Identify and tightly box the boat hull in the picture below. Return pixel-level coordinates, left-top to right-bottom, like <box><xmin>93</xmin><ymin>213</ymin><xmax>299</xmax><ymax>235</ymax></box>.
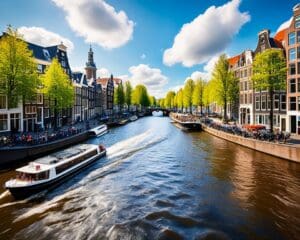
<box><xmin>7</xmin><ymin>150</ymin><xmax>106</xmax><ymax>199</ymax></box>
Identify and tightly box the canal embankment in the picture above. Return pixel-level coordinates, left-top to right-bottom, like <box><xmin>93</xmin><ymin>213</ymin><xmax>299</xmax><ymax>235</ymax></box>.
<box><xmin>202</xmin><ymin>124</ymin><xmax>300</xmax><ymax>163</ymax></box>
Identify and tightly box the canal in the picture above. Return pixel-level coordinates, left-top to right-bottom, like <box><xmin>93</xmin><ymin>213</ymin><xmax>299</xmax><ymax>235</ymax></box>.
<box><xmin>0</xmin><ymin>117</ymin><xmax>299</xmax><ymax>239</ymax></box>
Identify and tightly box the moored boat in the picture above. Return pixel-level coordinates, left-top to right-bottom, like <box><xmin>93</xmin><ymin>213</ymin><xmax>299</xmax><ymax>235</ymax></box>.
<box><xmin>88</xmin><ymin>124</ymin><xmax>108</xmax><ymax>137</ymax></box>
<box><xmin>5</xmin><ymin>144</ymin><xmax>106</xmax><ymax>199</ymax></box>
<box><xmin>129</xmin><ymin>115</ymin><xmax>138</xmax><ymax>122</ymax></box>
<box><xmin>118</xmin><ymin>119</ymin><xmax>129</xmax><ymax>125</ymax></box>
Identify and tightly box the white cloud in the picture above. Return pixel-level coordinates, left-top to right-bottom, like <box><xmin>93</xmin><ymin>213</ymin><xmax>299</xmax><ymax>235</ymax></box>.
<box><xmin>18</xmin><ymin>26</ymin><xmax>74</xmax><ymax>51</ymax></box>
<box><xmin>52</xmin><ymin>0</ymin><xmax>134</xmax><ymax>49</ymax></box>
<box><xmin>128</xmin><ymin>64</ymin><xmax>168</xmax><ymax>97</ymax></box>
<box><xmin>97</xmin><ymin>67</ymin><xmax>110</xmax><ymax>77</ymax></box>
<box><xmin>185</xmin><ymin>55</ymin><xmax>219</xmax><ymax>82</ymax></box>
<box><xmin>140</xmin><ymin>53</ymin><xmax>146</xmax><ymax>59</ymax></box>
<box><xmin>163</xmin><ymin>0</ymin><xmax>250</xmax><ymax>67</ymax></box>
<box><xmin>72</xmin><ymin>66</ymin><xmax>84</xmax><ymax>72</ymax></box>
<box><xmin>276</xmin><ymin>17</ymin><xmax>292</xmax><ymax>33</ymax></box>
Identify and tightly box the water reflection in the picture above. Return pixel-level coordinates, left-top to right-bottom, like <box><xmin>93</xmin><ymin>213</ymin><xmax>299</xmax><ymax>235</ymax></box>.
<box><xmin>0</xmin><ymin>117</ymin><xmax>299</xmax><ymax>240</ymax></box>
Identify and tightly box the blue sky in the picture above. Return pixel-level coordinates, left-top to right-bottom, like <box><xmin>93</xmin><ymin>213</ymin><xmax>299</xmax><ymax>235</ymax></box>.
<box><xmin>0</xmin><ymin>0</ymin><xmax>298</xmax><ymax>97</ymax></box>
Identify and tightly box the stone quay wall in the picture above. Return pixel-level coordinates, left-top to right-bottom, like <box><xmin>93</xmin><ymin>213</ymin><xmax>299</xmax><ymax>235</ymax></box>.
<box><xmin>202</xmin><ymin>125</ymin><xmax>300</xmax><ymax>163</ymax></box>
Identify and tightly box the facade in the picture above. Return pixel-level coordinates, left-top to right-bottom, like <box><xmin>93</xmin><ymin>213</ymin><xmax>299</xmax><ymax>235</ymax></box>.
<box><xmin>72</xmin><ymin>47</ymin><xmax>103</xmax><ymax>122</ymax></box>
<box><xmin>229</xmin><ymin>50</ymin><xmax>254</xmax><ymax>125</ymax></box>
<box><xmin>0</xmin><ymin>33</ymin><xmax>104</xmax><ymax>133</ymax></box>
<box><xmin>97</xmin><ymin>75</ymin><xmax>114</xmax><ymax>116</ymax></box>
<box><xmin>253</xmin><ymin>29</ymin><xmax>287</xmax><ymax>131</ymax></box>
<box><xmin>285</xmin><ymin>4</ymin><xmax>300</xmax><ymax>134</ymax></box>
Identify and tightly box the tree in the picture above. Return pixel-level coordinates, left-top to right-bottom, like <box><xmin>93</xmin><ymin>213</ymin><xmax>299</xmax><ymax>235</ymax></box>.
<box><xmin>183</xmin><ymin>79</ymin><xmax>194</xmax><ymax>113</ymax></box>
<box><xmin>252</xmin><ymin>49</ymin><xmax>286</xmax><ymax>132</ymax></box>
<box><xmin>176</xmin><ymin>88</ymin><xmax>184</xmax><ymax>112</ymax></box>
<box><xmin>114</xmin><ymin>82</ymin><xmax>125</xmax><ymax>112</ymax></box>
<box><xmin>42</xmin><ymin>58</ymin><xmax>74</xmax><ymax>128</ymax></box>
<box><xmin>125</xmin><ymin>81</ymin><xmax>132</xmax><ymax>110</ymax></box>
<box><xmin>0</xmin><ymin>26</ymin><xmax>39</xmax><ymax>108</ymax></box>
<box><xmin>203</xmin><ymin>80</ymin><xmax>214</xmax><ymax>114</ymax></box>
<box><xmin>165</xmin><ymin>91</ymin><xmax>175</xmax><ymax>109</ymax></box>
<box><xmin>149</xmin><ymin>96</ymin><xmax>156</xmax><ymax>107</ymax></box>
<box><xmin>211</xmin><ymin>54</ymin><xmax>236</xmax><ymax>122</ymax></box>
<box><xmin>192</xmin><ymin>79</ymin><xmax>206</xmax><ymax>114</ymax></box>
<box><xmin>132</xmin><ymin>84</ymin><xmax>150</xmax><ymax>108</ymax></box>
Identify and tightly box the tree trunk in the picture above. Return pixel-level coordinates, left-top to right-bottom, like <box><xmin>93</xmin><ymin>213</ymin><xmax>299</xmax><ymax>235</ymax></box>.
<box><xmin>224</xmin><ymin>99</ymin><xmax>227</xmax><ymax>122</ymax></box>
<box><xmin>269</xmin><ymin>89</ymin><xmax>274</xmax><ymax>133</ymax></box>
<box><xmin>200</xmin><ymin>104</ymin><xmax>203</xmax><ymax>115</ymax></box>
<box><xmin>54</xmin><ymin>98</ymin><xmax>57</xmax><ymax>130</ymax></box>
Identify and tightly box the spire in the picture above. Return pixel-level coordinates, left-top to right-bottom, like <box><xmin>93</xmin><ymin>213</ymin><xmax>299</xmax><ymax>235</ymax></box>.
<box><xmin>87</xmin><ymin>45</ymin><xmax>95</xmax><ymax>68</ymax></box>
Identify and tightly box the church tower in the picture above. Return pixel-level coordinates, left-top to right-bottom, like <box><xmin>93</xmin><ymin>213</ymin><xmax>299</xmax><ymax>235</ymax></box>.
<box><xmin>85</xmin><ymin>45</ymin><xmax>97</xmax><ymax>80</ymax></box>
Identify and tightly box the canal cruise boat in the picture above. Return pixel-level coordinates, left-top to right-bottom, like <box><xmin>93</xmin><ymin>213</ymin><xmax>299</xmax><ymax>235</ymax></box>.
<box><xmin>88</xmin><ymin>124</ymin><xmax>108</xmax><ymax>137</ymax></box>
<box><xmin>5</xmin><ymin>144</ymin><xmax>106</xmax><ymax>199</ymax></box>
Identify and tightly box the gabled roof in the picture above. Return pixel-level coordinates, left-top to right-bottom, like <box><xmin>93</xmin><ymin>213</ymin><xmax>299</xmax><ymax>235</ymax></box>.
<box><xmin>72</xmin><ymin>72</ymin><xmax>88</xmax><ymax>86</ymax></box>
<box><xmin>274</xmin><ymin>28</ymin><xmax>287</xmax><ymax>43</ymax></box>
<box><xmin>228</xmin><ymin>54</ymin><xmax>240</xmax><ymax>66</ymax></box>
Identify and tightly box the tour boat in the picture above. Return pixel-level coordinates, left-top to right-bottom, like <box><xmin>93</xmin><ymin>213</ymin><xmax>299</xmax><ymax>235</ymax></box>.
<box><xmin>129</xmin><ymin>115</ymin><xmax>138</xmax><ymax>122</ymax></box>
<box><xmin>5</xmin><ymin>144</ymin><xmax>106</xmax><ymax>199</ymax></box>
<box><xmin>88</xmin><ymin>124</ymin><xmax>108</xmax><ymax>137</ymax></box>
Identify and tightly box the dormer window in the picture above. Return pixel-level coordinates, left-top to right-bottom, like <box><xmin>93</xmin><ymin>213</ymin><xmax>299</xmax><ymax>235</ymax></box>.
<box><xmin>295</xmin><ymin>15</ymin><xmax>300</xmax><ymax>28</ymax></box>
<box><xmin>43</xmin><ymin>49</ymin><xmax>51</xmax><ymax>61</ymax></box>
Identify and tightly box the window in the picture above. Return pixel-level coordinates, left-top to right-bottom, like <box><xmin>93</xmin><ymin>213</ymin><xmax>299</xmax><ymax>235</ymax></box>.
<box><xmin>290</xmin><ymin>97</ymin><xmax>297</xmax><ymax>110</ymax></box>
<box><xmin>0</xmin><ymin>114</ymin><xmax>8</xmax><ymax>131</ymax></box>
<box><xmin>261</xmin><ymin>95</ymin><xmax>266</xmax><ymax>110</ymax></box>
<box><xmin>289</xmin><ymin>48</ymin><xmax>296</xmax><ymax>61</ymax></box>
<box><xmin>289</xmin><ymin>32</ymin><xmax>296</xmax><ymax>45</ymax></box>
<box><xmin>289</xmin><ymin>63</ymin><xmax>296</xmax><ymax>75</ymax></box>
<box><xmin>244</xmin><ymin>69</ymin><xmax>247</xmax><ymax>77</ymax></box>
<box><xmin>61</xmin><ymin>60</ymin><xmax>66</xmax><ymax>67</ymax></box>
<box><xmin>244</xmin><ymin>81</ymin><xmax>248</xmax><ymax>91</ymax></box>
<box><xmin>255</xmin><ymin>96</ymin><xmax>260</xmax><ymax>110</ymax></box>
<box><xmin>43</xmin><ymin>49</ymin><xmax>51</xmax><ymax>61</ymax></box>
<box><xmin>249</xmin><ymin>93</ymin><xmax>252</xmax><ymax>104</ymax></box>
<box><xmin>298</xmin><ymin>97</ymin><xmax>300</xmax><ymax>112</ymax></box>
<box><xmin>37</xmin><ymin>94</ymin><xmax>43</xmax><ymax>104</ymax></box>
<box><xmin>290</xmin><ymin>79</ymin><xmax>296</xmax><ymax>93</ymax></box>
<box><xmin>10</xmin><ymin>113</ymin><xmax>20</xmax><ymax>131</ymax></box>
<box><xmin>274</xmin><ymin>94</ymin><xmax>279</xmax><ymax>110</ymax></box>
<box><xmin>37</xmin><ymin>64</ymin><xmax>43</xmax><ymax>73</ymax></box>
<box><xmin>267</xmin><ymin>95</ymin><xmax>271</xmax><ymax>110</ymax></box>
<box><xmin>298</xmin><ymin>31</ymin><xmax>300</xmax><ymax>42</ymax></box>
<box><xmin>295</xmin><ymin>15</ymin><xmax>300</xmax><ymax>28</ymax></box>
<box><xmin>281</xmin><ymin>95</ymin><xmax>286</xmax><ymax>110</ymax></box>
<box><xmin>0</xmin><ymin>95</ymin><xmax>6</xmax><ymax>109</ymax></box>
<box><xmin>298</xmin><ymin>78</ymin><xmax>300</xmax><ymax>92</ymax></box>
<box><xmin>25</xmin><ymin>106</ymin><xmax>36</xmax><ymax>114</ymax></box>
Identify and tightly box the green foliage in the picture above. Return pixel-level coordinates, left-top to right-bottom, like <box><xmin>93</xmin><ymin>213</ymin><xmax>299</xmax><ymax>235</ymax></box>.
<box><xmin>183</xmin><ymin>79</ymin><xmax>194</xmax><ymax>112</ymax></box>
<box><xmin>176</xmin><ymin>88</ymin><xmax>184</xmax><ymax>110</ymax></box>
<box><xmin>0</xmin><ymin>26</ymin><xmax>39</xmax><ymax>108</ymax></box>
<box><xmin>165</xmin><ymin>91</ymin><xmax>175</xmax><ymax>108</ymax></box>
<box><xmin>252</xmin><ymin>49</ymin><xmax>286</xmax><ymax>132</ymax></box>
<box><xmin>149</xmin><ymin>96</ymin><xmax>156</xmax><ymax>106</ymax></box>
<box><xmin>114</xmin><ymin>82</ymin><xmax>125</xmax><ymax>108</ymax></box>
<box><xmin>132</xmin><ymin>84</ymin><xmax>150</xmax><ymax>107</ymax></box>
<box><xmin>211</xmin><ymin>54</ymin><xmax>237</xmax><ymax>120</ymax></box>
<box><xmin>125</xmin><ymin>81</ymin><xmax>132</xmax><ymax>107</ymax></box>
<box><xmin>252</xmin><ymin>49</ymin><xmax>286</xmax><ymax>91</ymax></box>
<box><xmin>192</xmin><ymin>79</ymin><xmax>206</xmax><ymax>109</ymax></box>
<box><xmin>41</xmin><ymin>58</ymin><xmax>74</xmax><ymax>110</ymax></box>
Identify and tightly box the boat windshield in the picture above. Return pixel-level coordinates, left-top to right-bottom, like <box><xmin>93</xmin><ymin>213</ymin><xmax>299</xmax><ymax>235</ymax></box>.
<box><xmin>16</xmin><ymin>170</ymin><xmax>50</xmax><ymax>182</ymax></box>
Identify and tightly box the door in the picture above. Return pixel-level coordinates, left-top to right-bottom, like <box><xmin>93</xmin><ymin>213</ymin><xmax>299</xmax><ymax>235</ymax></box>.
<box><xmin>291</xmin><ymin>115</ymin><xmax>296</xmax><ymax>133</ymax></box>
<box><xmin>281</xmin><ymin>118</ymin><xmax>286</xmax><ymax>132</ymax></box>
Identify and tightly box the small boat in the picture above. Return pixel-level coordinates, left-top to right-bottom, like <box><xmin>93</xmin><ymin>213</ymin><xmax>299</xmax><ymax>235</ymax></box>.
<box><xmin>5</xmin><ymin>144</ymin><xmax>106</xmax><ymax>199</ymax></box>
<box><xmin>88</xmin><ymin>124</ymin><xmax>108</xmax><ymax>137</ymax></box>
<box><xmin>118</xmin><ymin>119</ymin><xmax>129</xmax><ymax>125</ymax></box>
<box><xmin>129</xmin><ymin>115</ymin><xmax>138</xmax><ymax>122</ymax></box>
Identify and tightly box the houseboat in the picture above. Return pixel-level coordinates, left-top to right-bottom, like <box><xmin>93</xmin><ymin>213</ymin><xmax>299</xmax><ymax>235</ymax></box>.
<box><xmin>5</xmin><ymin>144</ymin><xmax>106</xmax><ymax>199</ymax></box>
<box><xmin>88</xmin><ymin>124</ymin><xmax>108</xmax><ymax>137</ymax></box>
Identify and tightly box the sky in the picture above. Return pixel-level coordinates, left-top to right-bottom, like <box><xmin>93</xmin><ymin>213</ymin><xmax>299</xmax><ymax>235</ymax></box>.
<box><xmin>0</xmin><ymin>0</ymin><xmax>298</xmax><ymax>97</ymax></box>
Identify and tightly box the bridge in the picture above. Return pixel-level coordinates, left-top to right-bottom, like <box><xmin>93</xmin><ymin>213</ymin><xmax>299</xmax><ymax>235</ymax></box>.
<box><xmin>146</xmin><ymin>108</ymin><xmax>171</xmax><ymax>116</ymax></box>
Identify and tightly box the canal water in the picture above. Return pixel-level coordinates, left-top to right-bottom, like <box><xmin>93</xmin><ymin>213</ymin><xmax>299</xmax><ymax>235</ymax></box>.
<box><xmin>0</xmin><ymin>117</ymin><xmax>299</xmax><ymax>240</ymax></box>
